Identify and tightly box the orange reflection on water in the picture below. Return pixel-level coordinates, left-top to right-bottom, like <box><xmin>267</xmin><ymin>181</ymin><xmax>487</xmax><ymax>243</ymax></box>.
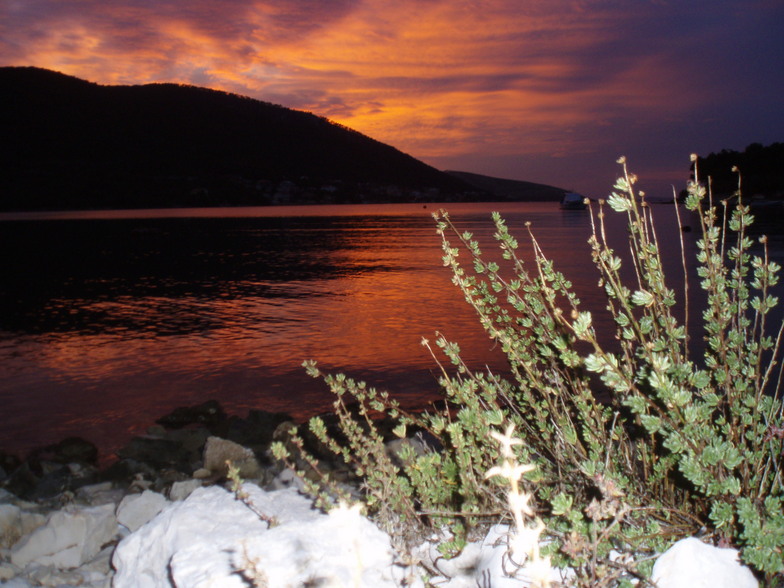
<box><xmin>4</xmin><ymin>202</ymin><xmax>709</xmax><ymax>463</ymax></box>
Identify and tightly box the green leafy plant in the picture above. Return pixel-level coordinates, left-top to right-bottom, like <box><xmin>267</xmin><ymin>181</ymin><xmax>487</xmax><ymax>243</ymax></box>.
<box><xmin>272</xmin><ymin>357</ymin><xmax>511</xmax><ymax>558</ymax></box>
<box><xmin>272</xmin><ymin>156</ymin><xmax>783</xmax><ymax>585</ymax></box>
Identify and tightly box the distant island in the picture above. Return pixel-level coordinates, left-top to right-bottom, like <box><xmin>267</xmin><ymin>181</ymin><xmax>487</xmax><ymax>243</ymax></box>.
<box><xmin>0</xmin><ymin>67</ymin><xmax>568</xmax><ymax>211</ymax></box>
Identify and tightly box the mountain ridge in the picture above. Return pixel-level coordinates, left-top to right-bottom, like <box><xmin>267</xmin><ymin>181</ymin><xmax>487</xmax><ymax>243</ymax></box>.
<box><xmin>1</xmin><ymin>66</ymin><xmax>566</xmax><ymax>210</ymax></box>
<box><xmin>446</xmin><ymin>170</ymin><xmax>566</xmax><ymax>202</ymax></box>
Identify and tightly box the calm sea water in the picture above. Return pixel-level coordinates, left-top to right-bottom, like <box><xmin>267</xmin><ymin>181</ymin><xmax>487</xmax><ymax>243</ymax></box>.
<box><xmin>1</xmin><ymin>201</ymin><xmax>779</xmax><ymax>460</ymax></box>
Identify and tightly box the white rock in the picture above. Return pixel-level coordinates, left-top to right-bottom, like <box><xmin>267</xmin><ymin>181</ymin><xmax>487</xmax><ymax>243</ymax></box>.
<box><xmin>474</xmin><ymin>525</ymin><xmax>540</xmax><ymax>587</ymax></box>
<box><xmin>18</xmin><ymin>512</ymin><xmax>46</xmax><ymax>540</ymax></box>
<box><xmin>0</xmin><ymin>504</ymin><xmax>22</xmax><ymax>548</ymax></box>
<box><xmin>267</xmin><ymin>467</ymin><xmax>306</xmax><ymax>491</ymax></box>
<box><xmin>0</xmin><ymin>505</ymin><xmax>47</xmax><ymax>553</ymax></box>
<box><xmin>78</xmin><ymin>481</ymin><xmax>114</xmax><ymax>496</ymax></box>
<box><xmin>417</xmin><ymin>538</ymin><xmax>483</xmax><ymax>583</ymax></box>
<box><xmin>76</xmin><ymin>482</ymin><xmax>125</xmax><ymax>506</ymax></box>
<box><xmin>418</xmin><ymin>525</ymin><xmax>569</xmax><ymax>587</ymax></box>
<box><xmin>168</xmin><ymin>479</ymin><xmax>202</xmax><ymax>502</ymax></box>
<box><xmin>116</xmin><ymin>490</ymin><xmax>168</xmax><ymax>532</ymax></box>
<box><xmin>113</xmin><ymin>484</ymin><xmax>417</xmax><ymax>588</ymax></box>
<box><xmin>112</xmin><ymin>485</ymin><xmax>310</xmax><ymax>588</ymax></box>
<box><xmin>191</xmin><ymin>467</ymin><xmax>211</xmax><ymax>479</ymax></box>
<box><xmin>23</xmin><ymin>562</ymin><xmax>110</xmax><ymax>588</ymax></box>
<box><xmin>0</xmin><ymin>489</ymin><xmax>25</xmax><ymax>505</ymax></box>
<box><xmin>652</xmin><ymin>537</ymin><xmax>758</xmax><ymax>588</ymax></box>
<box><xmin>0</xmin><ymin>562</ymin><xmax>19</xmax><ymax>581</ymax></box>
<box><xmin>83</xmin><ymin>543</ymin><xmax>115</xmax><ymax>572</ymax></box>
<box><xmin>0</xmin><ymin>577</ymin><xmax>32</xmax><ymax>587</ymax></box>
<box><xmin>10</xmin><ymin>503</ymin><xmax>117</xmax><ymax>569</ymax></box>
<box><xmin>221</xmin><ymin>501</ymin><xmax>409</xmax><ymax>587</ymax></box>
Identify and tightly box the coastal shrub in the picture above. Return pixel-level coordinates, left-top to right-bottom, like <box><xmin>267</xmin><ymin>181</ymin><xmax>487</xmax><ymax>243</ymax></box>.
<box><xmin>273</xmin><ymin>359</ymin><xmax>511</xmax><ymax>558</ymax></box>
<box><xmin>272</xmin><ymin>156</ymin><xmax>784</xmax><ymax>585</ymax></box>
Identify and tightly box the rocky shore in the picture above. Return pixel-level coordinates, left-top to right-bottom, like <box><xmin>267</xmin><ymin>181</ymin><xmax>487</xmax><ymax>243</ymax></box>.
<box><xmin>0</xmin><ymin>401</ymin><xmax>306</xmax><ymax>586</ymax></box>
<box><xmin>0</xmin><ymin>401</ymin><xmax>760</xmax><ymax>587</ymax></box>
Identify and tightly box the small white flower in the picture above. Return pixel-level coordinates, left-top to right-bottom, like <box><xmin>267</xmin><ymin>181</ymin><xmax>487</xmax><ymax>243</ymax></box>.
<box><xmin>490</xmin><ymin>424</ymin><xmax>523</xmax><ymax>457</ymax></box>
<box><xmin>485</xmin><ymin>461</ymin><xmax>534</xmax><ymax>483</ymax></box>
<box><xmin>509</xmin><ymin>520</ymin><xmax>545</xmax><ymax>559</ymax></box>
<box><xmin>525</xmin><ymin>554</ymin><xmax>554</xmax><ymax>588</ymax></box>
<box><xmin>508</xmin><ymin>490</ymin><xmax>535</xmax><ymax>517</ymax></box>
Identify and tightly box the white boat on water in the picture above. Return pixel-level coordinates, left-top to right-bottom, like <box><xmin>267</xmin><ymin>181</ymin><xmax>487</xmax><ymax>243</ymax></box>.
<box><xmin>560</xmin><ymin>192</ymin><xmax>587</xmax><ymax>210</ymax></box>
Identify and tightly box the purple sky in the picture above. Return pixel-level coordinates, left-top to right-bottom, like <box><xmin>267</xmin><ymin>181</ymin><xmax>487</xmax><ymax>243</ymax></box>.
<box><xmin>2</xmin><ymin>0</ymin><xmax>783</xmax><ymax>197</ymax></box>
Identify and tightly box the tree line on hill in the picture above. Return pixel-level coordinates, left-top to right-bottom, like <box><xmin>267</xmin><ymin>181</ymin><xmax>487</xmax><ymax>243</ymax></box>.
<box><xmin>695</xmin><ymin>142</ymin><xmax>784</xmax><ymax>199</ymax></box>
<box><xmin>0</xmin><ymin>67</ymin><xmax>566</xmax><ymax>211</ymax></box>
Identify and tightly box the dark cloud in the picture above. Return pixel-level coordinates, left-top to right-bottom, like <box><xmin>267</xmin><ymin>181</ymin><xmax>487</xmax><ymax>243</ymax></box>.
<box><xmin>258</xmin><ymin>0</ymin><xmax>360</xmax><ymax>38</ymax></box>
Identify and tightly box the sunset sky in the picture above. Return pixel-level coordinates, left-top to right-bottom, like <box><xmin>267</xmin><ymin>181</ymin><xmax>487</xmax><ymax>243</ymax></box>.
<box><xmin>2</xmin><ymin>0</ymin><xmax>783</xmax><ymax>197</ymax></box>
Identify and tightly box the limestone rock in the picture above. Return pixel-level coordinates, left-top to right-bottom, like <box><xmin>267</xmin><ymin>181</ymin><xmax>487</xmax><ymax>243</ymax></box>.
<box><xmin>651</xmin><ymin>537</ymin><xmax>758</xmax><ymax>588</ymax></box>
<box><xmin>267</xmin><ymin>467</ymin><xmax>306</xmax><ymax>491</ymax></box>
<box><xmin>2</xmin><ymin>462</ymin><xmax>40</xmax><ymax>501</ymax></box>
<box><xmin>19</xmin><ymin>511</ymin><xmax>47</xmax><ymax>540</ymax></box>
<box><xmin>0</xmin><ymin>562</ymin><xmax>17</xmax><ymax>582</ymax></box>
<box><xmin>220</xmin><ymin>502</ymin><xmax>405</xmax><ymax>587</ymax></box>
<box><xmin>115</xmin><ymin>437</ymin><xmax>192</xmax><ymax>472</ymax></box>
<box><xmin>25</xmin><ymin>465</ymin><xmax>74</xmax><ymax>501</ymax></box>
<box><xmin>116</xmin><ymin>490</ymin><xmax>169</xmax><ymax>532</ymax></box>
<box><xmin>191</xmin><ymin>467</ymin><xmax>211</xmax><ymax>479</ymax></box>
<box><xmin>202</xmin><ymin>436</ymin><xmax>261</xmax><ymax>479</ymax></box>
<box><xmin>10</xmin><ymin>503</ymin><xmax>117</xmax><ymax>569</ymax></box>
<box><xmin>113</xmin><ymin>484</ymin><xmax>415</xmax><ymax>588</ymax></box>
<box><xmin>0</xmin><ymin>574</ymin><xmax>28</xmax><ymax>587</ymax></box>
<box><xmin>417</xmin><ymin>524</ymin><xmax>571</xmax><ymax>587</ymax></box>
<box><xmin>224</xmin><ymin>410</ymin><xmax>293</xmax><ymax>451</ymax></box>
<box><xmin>22</xmin><ymin>560</ymin><xmax>110</xmax><ymax>588</ymax></box>
<box><xmin>0</xmin><ymin>451</ymin><xmax>21</xmax><ymax>477</ymax></box>
<box><xmin>81</xmin><ymin>543</ymin><xmax>116</xmax><ymax>576</ymax></box>
<box><xmin>0</xmin><ymin>504</ymin><xmax>23</xmax><ymax>548</ymax></box>
<box><xmin>168</xmin><ymin>479</ymin><xmax>202</xmax><ymax>501</ymax></box>
<box><xmin>76</xmin><ymin>481</ymin><xmax>126</xmax><ymax>506</ymax></box>
<box><xmin>112</xmin><ymin>485</ymin><xmax>295</xmax><ymax>588</ymax></box>
<box><xmin>33</xmin><ymin>436</ymin><xmax>99</xmax><ymax>465</ymax></box>
<box><xmin>161</xmin><ymin>426</ymin><xmax>210</xmax><ymax>462</ymax></box>
<box><xmin>156</xmin><ymin>399</ymin><xmax>226</xmax><ymax>429</ymax></box>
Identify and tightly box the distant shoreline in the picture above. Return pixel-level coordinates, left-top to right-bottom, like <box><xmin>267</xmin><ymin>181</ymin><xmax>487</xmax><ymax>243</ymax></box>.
<box><xmin>0</xmin><ymin>199</ymin><xmax>566</xmax><ymax>221</ymax></box>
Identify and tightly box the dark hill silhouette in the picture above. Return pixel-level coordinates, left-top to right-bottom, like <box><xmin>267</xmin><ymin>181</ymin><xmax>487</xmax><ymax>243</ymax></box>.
<box><xmin>2</xmin><ymin>67</ymin><xmax>487</xmax><ymax>210</ymax></box>
<box><xmin>695</xmin><ymin>143</ymin><xmax>784</xmax><ymax>199</ymax></box>
<box><xmin>446</xmin><ymin>170</ymin><xmax>567</xmax><ymax>202</ymax></box>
